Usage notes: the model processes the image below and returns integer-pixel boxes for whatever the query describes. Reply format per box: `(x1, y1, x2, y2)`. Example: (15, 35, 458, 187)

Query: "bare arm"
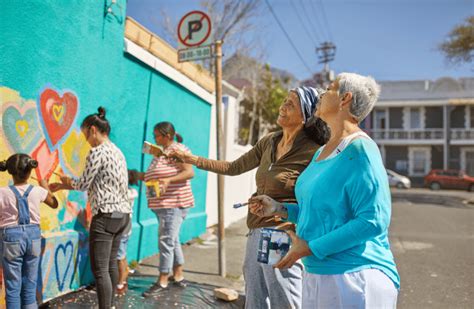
(39, 180, 59, 209)
(159, 162, 194, 194)
(167, 162, 194, 182)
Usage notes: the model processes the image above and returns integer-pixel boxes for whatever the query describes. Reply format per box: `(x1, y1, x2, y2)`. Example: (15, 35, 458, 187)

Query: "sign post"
(214, 40, 226, 278)
(177, 11, 226, 277)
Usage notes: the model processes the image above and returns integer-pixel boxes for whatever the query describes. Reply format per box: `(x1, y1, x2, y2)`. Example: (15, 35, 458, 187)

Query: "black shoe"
(142, 282, 168, 297)
(173, 279, 188, 288)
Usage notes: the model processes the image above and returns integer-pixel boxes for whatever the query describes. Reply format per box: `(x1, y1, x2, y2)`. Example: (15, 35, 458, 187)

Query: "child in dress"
(0, 153, 58, 308)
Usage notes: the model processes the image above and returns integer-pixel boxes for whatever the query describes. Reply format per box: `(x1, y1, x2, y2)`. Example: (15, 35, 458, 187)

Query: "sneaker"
(173, 279, 188, 288)
(116, 282, 128, 296)
(142, 282, 168, 297)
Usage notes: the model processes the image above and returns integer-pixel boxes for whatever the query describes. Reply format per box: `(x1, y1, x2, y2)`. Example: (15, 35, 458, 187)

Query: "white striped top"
(144, 142, 194, 209)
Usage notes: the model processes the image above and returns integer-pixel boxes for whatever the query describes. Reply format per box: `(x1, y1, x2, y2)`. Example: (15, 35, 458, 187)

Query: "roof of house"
(379, 77, 474, 101)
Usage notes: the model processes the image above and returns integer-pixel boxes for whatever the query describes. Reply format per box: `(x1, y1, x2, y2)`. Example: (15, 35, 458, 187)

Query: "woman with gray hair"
(170, 87, 329, 309)
(250, 73, 400, 308)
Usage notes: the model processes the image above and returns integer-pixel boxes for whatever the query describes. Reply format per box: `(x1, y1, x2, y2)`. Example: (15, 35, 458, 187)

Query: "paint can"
(257, 228, 291, 265)
(145, 180, 160, 198)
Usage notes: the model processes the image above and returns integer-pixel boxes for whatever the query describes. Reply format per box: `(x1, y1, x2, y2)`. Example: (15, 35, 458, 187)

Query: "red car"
(424, 169, 474, 191)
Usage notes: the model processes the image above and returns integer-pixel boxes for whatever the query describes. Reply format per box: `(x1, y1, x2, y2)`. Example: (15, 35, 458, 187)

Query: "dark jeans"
(89, 212, 130, 309)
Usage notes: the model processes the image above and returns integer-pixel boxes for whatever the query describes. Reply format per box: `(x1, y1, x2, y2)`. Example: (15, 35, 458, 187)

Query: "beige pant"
(243, 228, 303, 309)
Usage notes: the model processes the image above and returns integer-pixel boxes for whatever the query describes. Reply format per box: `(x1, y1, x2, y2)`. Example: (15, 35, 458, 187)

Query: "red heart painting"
(31, 140, 59, 181)
(39, 88, 78, 150)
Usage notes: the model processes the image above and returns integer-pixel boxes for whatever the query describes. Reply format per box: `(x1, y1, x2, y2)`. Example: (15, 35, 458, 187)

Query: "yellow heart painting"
(15, 119, 29, 138)
(52, 103, 64, 123)
(60, 128, 91, 178)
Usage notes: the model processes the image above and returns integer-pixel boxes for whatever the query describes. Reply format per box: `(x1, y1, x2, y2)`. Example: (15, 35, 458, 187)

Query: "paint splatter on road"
(41, 275, 245, 308)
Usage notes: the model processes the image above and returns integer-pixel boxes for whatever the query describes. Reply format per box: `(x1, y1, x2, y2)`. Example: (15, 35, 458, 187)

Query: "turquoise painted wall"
(0, 0, 209, 302)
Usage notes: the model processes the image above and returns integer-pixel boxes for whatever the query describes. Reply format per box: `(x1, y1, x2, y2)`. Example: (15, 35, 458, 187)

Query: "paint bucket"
(145, 180, 160, 198)
(257, 228, 291, 265)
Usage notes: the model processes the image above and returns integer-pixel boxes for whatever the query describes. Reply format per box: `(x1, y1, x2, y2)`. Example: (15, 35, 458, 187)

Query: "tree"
(158, 0, 264, 66)
(257, 64, 289, 137)
(438, 16, 474, 66)
(236, 63, 290, 145)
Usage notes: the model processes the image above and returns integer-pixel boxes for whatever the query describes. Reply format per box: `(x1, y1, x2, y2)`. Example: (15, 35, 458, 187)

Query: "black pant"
(89, 212, 130, 309)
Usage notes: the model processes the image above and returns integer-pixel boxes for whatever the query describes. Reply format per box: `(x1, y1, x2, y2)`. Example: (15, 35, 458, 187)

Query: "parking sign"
(177, 11, 212, 49)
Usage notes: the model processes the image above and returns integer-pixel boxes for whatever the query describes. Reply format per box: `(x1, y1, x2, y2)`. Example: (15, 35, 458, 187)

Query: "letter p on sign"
(178, 11, 212, 49)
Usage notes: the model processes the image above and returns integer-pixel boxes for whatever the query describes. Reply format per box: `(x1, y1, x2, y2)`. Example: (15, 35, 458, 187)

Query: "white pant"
(302, 269, 398, 309)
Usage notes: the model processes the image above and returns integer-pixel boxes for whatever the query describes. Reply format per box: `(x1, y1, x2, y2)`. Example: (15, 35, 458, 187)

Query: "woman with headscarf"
(170, 87, 330, 309)
(250, 73, 400, 308)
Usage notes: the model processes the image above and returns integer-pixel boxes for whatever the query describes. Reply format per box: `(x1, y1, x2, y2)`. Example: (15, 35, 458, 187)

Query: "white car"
(387, 169, 411, 189)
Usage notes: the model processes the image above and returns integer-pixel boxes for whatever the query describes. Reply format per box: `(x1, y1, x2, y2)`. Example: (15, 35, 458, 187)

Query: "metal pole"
(214, 40, 226, 277)
(443, 104, 451, 169)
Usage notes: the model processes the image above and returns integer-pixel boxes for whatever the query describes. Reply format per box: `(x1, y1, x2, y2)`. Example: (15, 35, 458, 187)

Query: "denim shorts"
(117, 234, 129, 260)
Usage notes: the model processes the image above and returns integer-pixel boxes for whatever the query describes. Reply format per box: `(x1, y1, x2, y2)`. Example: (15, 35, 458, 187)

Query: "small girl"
(0, 153, 58, 309)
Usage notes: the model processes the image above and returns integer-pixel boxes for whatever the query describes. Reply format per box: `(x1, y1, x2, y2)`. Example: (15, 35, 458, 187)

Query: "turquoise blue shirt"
(285, 138, 400, 288)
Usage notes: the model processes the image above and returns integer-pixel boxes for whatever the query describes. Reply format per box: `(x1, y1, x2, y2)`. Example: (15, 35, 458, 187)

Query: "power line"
(318, 0, 334, 41)
(264, 0, 313, 75)
(297, 0, 326, 43)
(307, 0, 329, 41)
(289, 0, 320, 46)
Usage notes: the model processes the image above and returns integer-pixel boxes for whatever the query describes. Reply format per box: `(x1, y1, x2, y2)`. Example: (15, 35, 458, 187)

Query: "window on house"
(410, 108, 421, 129)
(409, 147, 430, 176)
(413, 150, 427, 174)
(395, 160, 408, 171)
(470, 106, 474, 128)
(463, 149, 474, 176)
(374, 109, 386, 129)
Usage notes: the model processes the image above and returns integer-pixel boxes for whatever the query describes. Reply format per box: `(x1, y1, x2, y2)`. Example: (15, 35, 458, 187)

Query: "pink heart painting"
(38, 88, 79, 151)
(31, 140, 59, 181)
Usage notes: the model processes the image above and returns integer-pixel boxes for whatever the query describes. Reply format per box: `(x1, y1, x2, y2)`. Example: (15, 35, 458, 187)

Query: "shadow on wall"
(0, 86, 94, 303)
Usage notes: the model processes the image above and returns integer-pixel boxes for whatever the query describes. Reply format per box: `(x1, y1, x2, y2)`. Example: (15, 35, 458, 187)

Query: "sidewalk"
(138, 218, 247, 292)
(391, 188, 474, 208)
(42, 218, 248, 308)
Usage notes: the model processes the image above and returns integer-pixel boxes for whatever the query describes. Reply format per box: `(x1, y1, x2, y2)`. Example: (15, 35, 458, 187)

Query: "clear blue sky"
(127, 0, 473, 82)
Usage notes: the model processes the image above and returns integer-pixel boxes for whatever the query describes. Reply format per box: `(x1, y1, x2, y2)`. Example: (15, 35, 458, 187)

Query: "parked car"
(387, 169, 411, 189)
(424, 169, 474, 191)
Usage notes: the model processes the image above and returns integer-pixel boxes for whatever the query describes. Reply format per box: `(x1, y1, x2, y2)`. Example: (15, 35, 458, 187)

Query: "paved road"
(43, 188, 473, 308)
(390, 192, 474, 308)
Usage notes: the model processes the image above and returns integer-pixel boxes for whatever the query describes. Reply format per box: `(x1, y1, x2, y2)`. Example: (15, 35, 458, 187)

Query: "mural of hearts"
(31, 140, 59, 181)
(54, 241, 74, 292)
(1, 101, 42, 154)
(59, 128, 91, 178)
(39, 247, 52, 293)
(38, 88, 79, 151)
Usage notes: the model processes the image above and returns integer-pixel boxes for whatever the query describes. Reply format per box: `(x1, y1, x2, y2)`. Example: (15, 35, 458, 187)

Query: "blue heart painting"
(2, 103, 42, 154)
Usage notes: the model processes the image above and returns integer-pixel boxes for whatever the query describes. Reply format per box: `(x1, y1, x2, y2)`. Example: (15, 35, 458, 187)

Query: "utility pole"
(214, 40, 226, 277)
(316, 41, 336, 85)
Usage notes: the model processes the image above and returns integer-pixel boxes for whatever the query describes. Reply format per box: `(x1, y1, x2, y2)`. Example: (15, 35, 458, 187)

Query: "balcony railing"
(368, 128, 474, 142)
(368, 129, 444, 140)
(450, 128, 474, 140)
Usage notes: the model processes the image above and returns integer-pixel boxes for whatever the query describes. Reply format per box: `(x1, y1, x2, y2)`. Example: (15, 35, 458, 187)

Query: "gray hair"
(337, 73, 381, 122)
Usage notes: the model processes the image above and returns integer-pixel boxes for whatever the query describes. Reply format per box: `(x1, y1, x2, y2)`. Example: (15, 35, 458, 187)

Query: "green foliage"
(258, 64, 288, 127)
(236, 64, 290, 145)
(439, 16, 474, 65)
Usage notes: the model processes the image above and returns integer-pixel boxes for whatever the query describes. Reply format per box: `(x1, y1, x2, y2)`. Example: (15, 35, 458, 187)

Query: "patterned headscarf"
(292, 86, 322, 123)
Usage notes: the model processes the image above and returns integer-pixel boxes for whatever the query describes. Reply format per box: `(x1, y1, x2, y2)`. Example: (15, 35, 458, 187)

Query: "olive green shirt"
(196, 130, 320, 229)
